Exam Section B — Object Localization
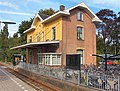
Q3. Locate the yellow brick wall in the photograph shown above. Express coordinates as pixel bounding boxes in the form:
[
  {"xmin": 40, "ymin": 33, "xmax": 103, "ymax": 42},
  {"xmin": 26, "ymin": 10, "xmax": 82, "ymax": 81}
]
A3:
[{"xmin": 27, "ymin": 17, "xmax": 62, "ymax": 43}]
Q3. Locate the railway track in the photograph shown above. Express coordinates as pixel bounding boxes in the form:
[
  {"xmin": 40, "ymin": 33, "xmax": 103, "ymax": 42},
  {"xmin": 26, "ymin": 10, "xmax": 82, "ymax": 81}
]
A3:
[{"xmin": 0, "ymin": 63, "xmax": 59, "ymax": 91}]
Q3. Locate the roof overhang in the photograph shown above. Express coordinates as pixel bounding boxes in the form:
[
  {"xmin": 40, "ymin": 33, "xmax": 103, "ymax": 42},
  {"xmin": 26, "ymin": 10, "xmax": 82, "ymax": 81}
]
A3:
[
  {"xmin": 10, "ymin": 41, "xmax": 60, "ymax": 50},
  {"xmin": 92, "ymin": 18, "xmax": 102, "ymax": 23},
  {"xmin": 31, "ymin": 14, "xmax": 43, "ymax": 27},
  {"xmin": 41, "ymin": 11, "xmax": 70, "ymax": 23},
  {"xmin": 23, "ymin": 26, "xmax": 36, "ymax": 34},
  {"xmin": 65, "ymin": 3, "xmax": 102, "ymax": 23},
  {"xmin": 23, "ymin": 3, "xmax": 101, "ymax": 34}
]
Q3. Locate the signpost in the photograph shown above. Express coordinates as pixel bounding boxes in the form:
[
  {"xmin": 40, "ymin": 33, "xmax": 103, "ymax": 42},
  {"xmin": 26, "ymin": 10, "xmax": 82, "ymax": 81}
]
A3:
[
  {"xmin": 0, "ymin": 21, "xmax": 16, "ymax": 30},
  {"xmin": 92, "ymin": 54, "xmax": 120, "ymax": 71}
]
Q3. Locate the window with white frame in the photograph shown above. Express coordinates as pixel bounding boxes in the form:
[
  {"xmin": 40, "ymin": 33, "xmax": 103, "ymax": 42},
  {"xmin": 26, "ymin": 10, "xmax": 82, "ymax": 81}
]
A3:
[
  {"xmin": 45, "ymin": 54, "xmax": 50, "ymax": 65},
  {"xmin": 36, "ymin": 34, "xmax": 39, "ymax": 42},
  {"xmin": 52, "ymin": 27, "xmax": 56, "ymax": 40},
  {"xmin": 77, "ymin": 12, "xmax": 83, "ymax": 21},
  {"xmin": 77, "ymin": 27, "xmax": 84, "ymax": 40},
  {"xmin": 77, "ymin": 49, "xmax": 84, "ymax": 65},
  {"xmin": 52, "ymin": 54, "xmax": 61, "ymax": 65},
  {"xmin": 38, "ymin": 54, "xmax": 61, "ymax": 65}
]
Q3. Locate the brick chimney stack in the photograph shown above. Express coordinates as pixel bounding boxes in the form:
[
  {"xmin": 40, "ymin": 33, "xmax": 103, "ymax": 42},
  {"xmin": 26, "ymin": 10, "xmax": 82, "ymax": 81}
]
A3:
[{"xmin": 60, "ymin": 5, "xmax": 65, "ymax": 11}]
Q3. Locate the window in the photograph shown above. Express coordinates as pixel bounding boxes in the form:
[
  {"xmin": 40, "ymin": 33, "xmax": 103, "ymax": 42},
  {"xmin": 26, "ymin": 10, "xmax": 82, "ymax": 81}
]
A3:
[
  {"xmin": 29, "ymin": 50, "xmax": 33, "ymax": 64},
  {"xmin": 36, "ymin": 34, "xmax": 39, "ymax": 42},
  {"xmin": 77, "ymin": 50, "xmax": 84, "ymax": 65},
  {"xmin": 38, "ymin": 54, "xmax": 61, "ymax": 65},
  {"xmin": 29, "ymin": 36, "xmax": 32, "ymax": 43},
  {"xmin": 52, "ymin": 54, "xmax": 61, "ymax": 65},
  {"xmin": 77, "ymin": 27, "xmax": 84, "ymax": 40},
  {"xmin": 77, "ymin": 12, "xmax": 83, "ymax": 21},
  {"xmin": 52, "ymin": 27, "xmax": 56, "ymax": 40},
  {"xmin": 38, "ymin": 54, "xmax": 44, "ymax": 64},
  {"xmin": 45, "ymin": 54, "xmax": 50, "ymax": 65},
  {"xmin": 42, "ymin": 32, "xmax": 44, "ymax": 41}
]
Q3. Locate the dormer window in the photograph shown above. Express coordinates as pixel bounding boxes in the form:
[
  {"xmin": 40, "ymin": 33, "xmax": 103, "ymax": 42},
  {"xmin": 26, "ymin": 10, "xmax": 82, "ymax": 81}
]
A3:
[{"xmin": 77, "ymin": 12, "xmax": 83, "ymax": 21}]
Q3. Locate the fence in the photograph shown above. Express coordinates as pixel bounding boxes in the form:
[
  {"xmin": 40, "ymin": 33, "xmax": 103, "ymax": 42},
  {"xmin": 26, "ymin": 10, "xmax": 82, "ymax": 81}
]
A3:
[{"xmin": 19, "ymin": 62, "xmax": 120, "ymax": 91}]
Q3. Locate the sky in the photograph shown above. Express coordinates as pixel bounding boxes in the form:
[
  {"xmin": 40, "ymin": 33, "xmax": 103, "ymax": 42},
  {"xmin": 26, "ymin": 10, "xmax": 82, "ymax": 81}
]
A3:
[{"xmin": 0, "ymin": 0, "xmax": 120, "ymax": 37}]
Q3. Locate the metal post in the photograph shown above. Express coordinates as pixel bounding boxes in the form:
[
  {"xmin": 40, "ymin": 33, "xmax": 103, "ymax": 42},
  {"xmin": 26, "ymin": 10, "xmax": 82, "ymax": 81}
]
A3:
[
  {"xmin": 118, "ymin": 77, "xmax": 120, "ymax": 91},
  {"xmin": 50, "ymin": 54, "xmax": 52, "ymax": 65},
  {"xmin": 78, "ymin": 54, "xmax": 81, "ymax": 85},
  {"xmin": 61, "ymin": 68, "xmax": 63, "ymax": 80},
  {"xmin": 78, "ymin": 70, "xmax": 80, "ymax": 85},
  {"xmin": 105, "ymin": 53, "xmax": 107, "ymax": 71},
  {"xmin": 102, "ymin": 23, "xmax": 107, "ymax": 71},
  {"xmin": 65, "ymin": 66, "xmax": 67, "ymax": 80},
  {"xmin": 28, "ymin": 63, "xmax": 29, "ymax": 71},
  {"xmin": 86, "ymin": 72, "xmax": 88, "ymax": 86}
]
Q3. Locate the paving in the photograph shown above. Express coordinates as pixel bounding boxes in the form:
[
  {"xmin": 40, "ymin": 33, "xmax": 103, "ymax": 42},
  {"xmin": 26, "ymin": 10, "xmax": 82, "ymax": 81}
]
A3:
[{"xmin": 0, "ymin": 66, "xmax": 37, "ymax": 91}]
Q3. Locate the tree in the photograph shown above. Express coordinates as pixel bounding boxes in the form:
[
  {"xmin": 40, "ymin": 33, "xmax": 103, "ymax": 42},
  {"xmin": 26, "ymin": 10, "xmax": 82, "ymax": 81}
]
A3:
[
  {"xmin": 13, "ymin": 32, "xmax": 18, "ymax": 38},
  {"xmin": 0, "ymin": 24, "xmax": 9, "ymax": 61},
  {"xmin": 18, "ymin": 8, "xmax": 56, "ymax": 44},
  {"xmin": 38, "ymin": 8, "xmax": 56, "ymax": 16},
  {"xmin": 18, "ymin": 18, "xmax": 33, "ymax": 45},
  {"xmin": 18, "ymin": 18, "xmax": 33, "ymax": 35},
  {"xmin": 6, "ymin": 37, "xmax": 20, "ymax": 62},
  {"xmin": 96, "ymin": 9, "xmax": 120, "ymax": 54}
]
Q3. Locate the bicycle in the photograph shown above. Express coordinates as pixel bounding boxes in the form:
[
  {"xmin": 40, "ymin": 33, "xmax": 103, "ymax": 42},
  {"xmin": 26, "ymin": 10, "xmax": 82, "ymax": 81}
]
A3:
[{"xmin": 62, "ymin": 69, "xmax": 78, "ymax": 81}]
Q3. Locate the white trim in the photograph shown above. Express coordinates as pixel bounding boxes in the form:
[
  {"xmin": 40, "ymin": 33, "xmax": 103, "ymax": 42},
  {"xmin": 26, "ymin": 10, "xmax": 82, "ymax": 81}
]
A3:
[
  {"xmin": 77, "ymin": 49, "xmax": 84, "ymax": 65},
  {"xmin": 31, "ymin": 13, "xmax": 43, "ymax": 26},
  {"xmin": 92, "ymin": 18, "xmax": 102, "ymax": 22},
  {"xmin": 65, "ymin": 3, "xmax": 86, "ymax": 12},
  {"xmin": 66, "ymin": 53, "xmax": 81, "ymax": 55},
  {"xmin": 24, "ymin": 11, "xmax": 70, "ymax": 34},
  {"xmin": 65, "ymin": 2, "xmax": 101, "ymax": 22},
  {"xmin": 41, "ymin": 11, "xmax": 70, "ymax": 23},
  {"xmin": 38, "ymin": 53, "xmax": 61, "ymax": 65},
  {"xmin": 10, "ymin": 41, "xmax": 60, "ymax": 50},
  {"xmin": 23, "ymin": 26, "xmax": 36, "ymax": 34},
  {"xmin": 23, "ymin": 14, "xmax": 43, "ymax": 34},
  {"xmin": 23, "ymin": 3, "xmax": 101, "ymax": 34}
]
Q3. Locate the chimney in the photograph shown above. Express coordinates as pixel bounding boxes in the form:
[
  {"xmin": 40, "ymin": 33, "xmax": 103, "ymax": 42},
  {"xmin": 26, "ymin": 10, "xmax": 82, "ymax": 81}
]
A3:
[{"xmin": 60, "ymin": 5, "xmax": 65, "ymax": 11}]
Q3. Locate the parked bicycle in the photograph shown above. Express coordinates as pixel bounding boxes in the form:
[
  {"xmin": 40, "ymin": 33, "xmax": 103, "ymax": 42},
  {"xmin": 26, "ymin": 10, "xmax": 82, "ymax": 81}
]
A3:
[{"xmin": 63, "ymin": 69, "xmax": 78, "ymax": 81}]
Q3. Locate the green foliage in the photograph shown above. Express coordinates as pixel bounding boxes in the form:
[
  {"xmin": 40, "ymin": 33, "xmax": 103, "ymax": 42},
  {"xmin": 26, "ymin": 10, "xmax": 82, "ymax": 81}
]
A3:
[
  {"xmin": 1, "ymin": 24, "xmax": 9, "ymax": 37},
  {"xmin": 18, "ymin": 18, "xmax": 33, "ymax": 35},
  {"xmin": 96, "ymin": 35, "xmax": 104, "ymax": 54},
  {"xmin": 18, "ymin": 18, "xmax": 33, "ymax": 46},
  {"xmin": 0, "ymin": 24, "xmax": 9, "ymax": 62},
  {"xmin": 0, "ymin": 8, "xmax": 57, "ymax": 63},
  {"xmin": 96, "ymin": 9, "xmax": 120, "ymax": 55},
  {"xmin": 38, "ymin": 8, "xmax": 56, "ymax": 16},
  {"xmin": 13, "ymin": 33, "xmax": 18, "ymax": 38},
  {"xmin": 6, "ymin": 37, "xmax": 21, "ymax": 62}
]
